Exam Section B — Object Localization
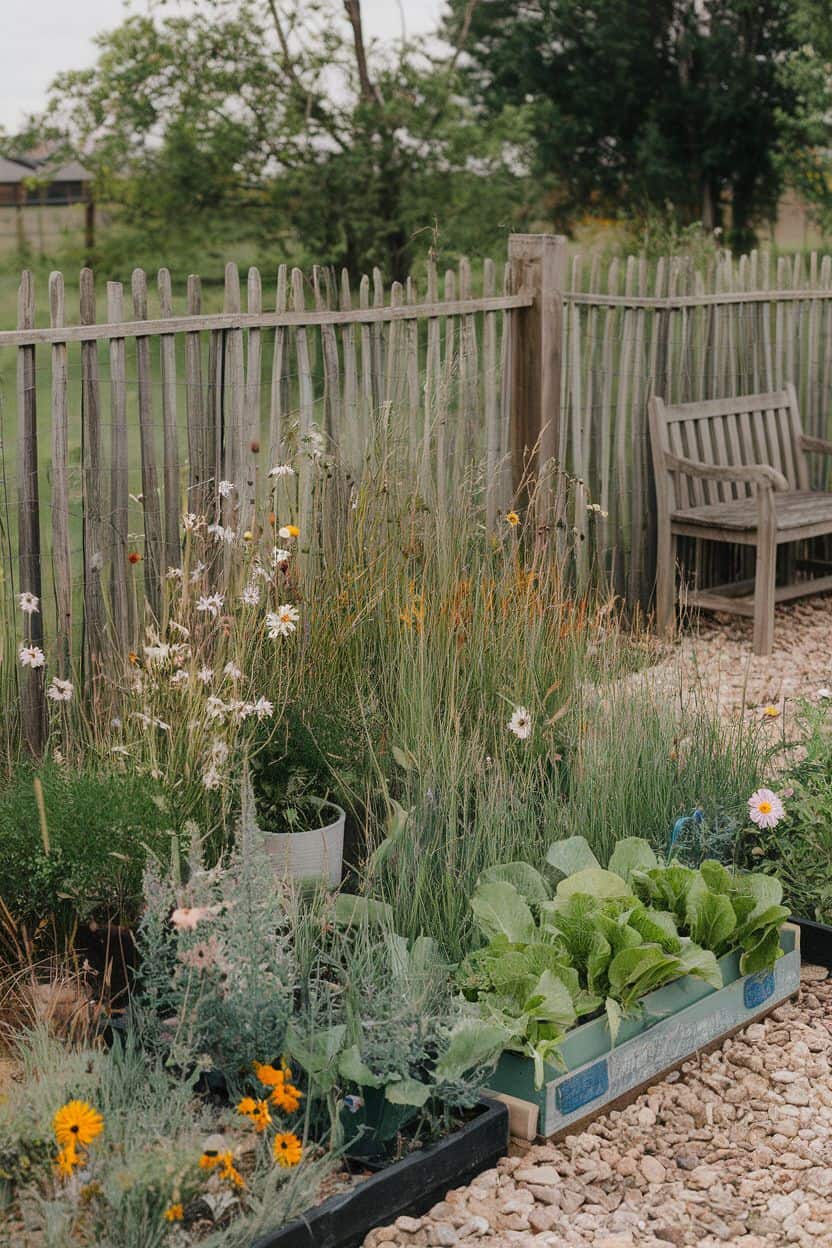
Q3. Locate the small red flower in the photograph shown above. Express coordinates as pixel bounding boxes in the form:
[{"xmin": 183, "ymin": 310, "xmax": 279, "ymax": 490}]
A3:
[{"xmin": 128, "ymin": 552, "xmax": 142, "ymax": 565}]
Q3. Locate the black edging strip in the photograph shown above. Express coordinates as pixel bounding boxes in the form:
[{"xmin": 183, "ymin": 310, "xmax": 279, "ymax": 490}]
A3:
[
  {"xmin": 790, "ymin": 915, "xmax": 832, "ymax": 970},
  {"xmin": 251, "ymin": 1098, "xmax": 509, "ymax": 1248}
]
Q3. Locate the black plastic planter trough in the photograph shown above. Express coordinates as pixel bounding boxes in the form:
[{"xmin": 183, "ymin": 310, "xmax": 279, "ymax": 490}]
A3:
[
  {"xmin": 790, "ymin": 914, "xmax": 832, "ymax": 969},
  {"xmin": 251, "ymin": 1097, "xmax": 509, "ymax": 1248}
]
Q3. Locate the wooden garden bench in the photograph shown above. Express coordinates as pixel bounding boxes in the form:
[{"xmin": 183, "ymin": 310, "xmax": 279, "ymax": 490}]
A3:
[{"xmin": 648, "ymin": 383, "xmax": 832, "ymax": 655}]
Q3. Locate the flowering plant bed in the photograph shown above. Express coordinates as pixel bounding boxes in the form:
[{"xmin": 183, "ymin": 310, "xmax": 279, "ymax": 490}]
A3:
[{"xmin": 251, "ymin": 1097, "xmax": 508, "ymax": 1248}]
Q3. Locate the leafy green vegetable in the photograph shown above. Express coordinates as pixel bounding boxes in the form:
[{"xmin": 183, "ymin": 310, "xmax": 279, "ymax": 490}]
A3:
[
  {"xmin": 459, "ymin": 841, "xmax": 787, "ymax": 1083},
  {"xmin": 470, "ymin": 880, "xmax": 536, "ymax": 944},
  {"xmin": 608, "ymin": 837, "xmax": 659, "ymax": 882},
  {"xmin": 546, "ymin": 836, "xmax": 602, "ymax": 877}
]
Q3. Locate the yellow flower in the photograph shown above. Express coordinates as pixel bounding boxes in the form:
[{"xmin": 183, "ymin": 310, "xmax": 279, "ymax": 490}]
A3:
[
  {"xmin": 505, "ymin": 511, "xmax": 520, "ymax": 527},
  {"xmin": 243, "ymin": 530, "xmax": 254, "ymax": 542},
  {"xmin": 164, "ymin": 1203, "xmax": 184, "ymax": 1223},
  {"xmin": 278, "ymin": 524, "xmax": 300, "ymax": 539},
  {"xmin": 237, "ymin": 1097, "xmax": 272, "ymax": 1132},
  {"xmin": 273, "ymin": 1132, "xmax": 303, "ymax": 1168},
  {"xmin": 54, "ymin": 1100, "xmax": 104, "ymax": 1149},
  {"xmin": 270, "ymin": 1081, "xmax": 303, "ymax": 1114},
  {"xmin": 54, "ymin": 1143, "xmax": 80, "ymax": 1178},
  {"xmin": 762, "ymin": 705, "xmax": 780, "ymax": 718}
]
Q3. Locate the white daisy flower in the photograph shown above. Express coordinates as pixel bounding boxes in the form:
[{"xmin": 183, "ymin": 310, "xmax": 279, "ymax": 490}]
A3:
[
  {"xmin": 748, "ymin": 788, "xmax": 785, "ymax": 829},
  {"xmin": 268, "ymin": 464, "xmax": 295, "ymax": 478},
  {"xmin": 223, "ymin": 661, "xmax": 242, "ymax": 680},
  {"xmin": 18, "ymin": 645, "xmax": 45, "ymax": 669},
  {"xmin": 196, "ymin": 593, "xmax": 224, "ymax": 618},
  {"xmin": 166, "ymin": 566, "xmax": 183, "ymax": 581},
  {"xmin": 18, "ymin": 591, "xmax": 40, "ymax": 614},
  {"xmin": 253, "ymin": 696, "xmax": 274, "ymax": 720},
  {"xmin": 271, "ymin": 547, "xmax": 291, "ymax": 567},
  {"xmin": 240, "ymin": 583, "xmax": 260, "ymax": 607},
  {"xmin": 217, "ymin": 480, "xmax": 235, "ymax": 498},
  {"xmin": 507, "ymin": 706, "xmax": 532, "ymax": 740},
  {"xmin": 198, "ymin": 667, "xmax": 213, "ymax": 685},
  {"xmin": 266, "ymin": 604, "xmax": 300, "ymax": 638},
  {"xmin": 46, "ymin": 678, "xmax": 73, "ymax": 702},
  {"xmin": 182, "ymin": 512, "xmax": 200, "ymax": 531},
  {"xmin": 189, "ymin": 561, "xmax": 207, "ymax": 583}
]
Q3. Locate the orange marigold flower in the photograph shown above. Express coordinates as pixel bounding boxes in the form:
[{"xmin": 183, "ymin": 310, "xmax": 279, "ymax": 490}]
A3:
[
  {"xmin": 505, "ymin": 511, "xmax": 520, "ymax": 527},
  {"xmin": 273, "ymin": 1132, "xmax": 303, "ymax": 1168},
  {"xmin": 164, "ymin": 1203, "xmax": 184, "ymax": 1223},
  {"xmin": 54, "ymin": 1100, "xmax": 104, "ymax": 1149},
  {"xmin": 237, "ymin": 1096, "xmax": 272, "ymax": 1132},
  {"xmin": 253, "ymin": 1060, "xmax": 284, "ymax": 1088},
  {"xmin": 54, "ymin": 1143, "xmax": 80, "ymax": 1178},
  {"xmin": 270, "ymin": 1081, "xmax": 303, "ymax": 1113}
]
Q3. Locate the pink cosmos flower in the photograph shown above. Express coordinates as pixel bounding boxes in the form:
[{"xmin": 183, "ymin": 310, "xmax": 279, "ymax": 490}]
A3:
[
  {"xmin": 747, "ymin": 788, "xmax": 785, "ymax": 830},
  {"xmin": 171, "ymin": 905, "xmax": 221, "ymax": 931}
]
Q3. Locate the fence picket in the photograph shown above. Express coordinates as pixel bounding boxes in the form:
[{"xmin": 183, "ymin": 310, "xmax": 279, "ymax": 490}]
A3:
[
  {"xmin": 80, "ymin": 268, "xmax": 106, "ymax": 671},
  {"xmin": 107, "ymin": 280, "xmax": 129, "ymax": 657},
  {"xmin": 132, "ymin": 268, "xmax": 162, "ymax": 619},
  {"xmin": 49, "ymin": 271, "xmax": 71, "ymax": 677},
  {"xmin": 158, "ymin": 268, "xmax": 181, "ymax": 573}
]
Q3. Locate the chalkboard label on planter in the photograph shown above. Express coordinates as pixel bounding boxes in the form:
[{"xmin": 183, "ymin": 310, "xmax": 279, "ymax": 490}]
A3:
[
  {"xmin": 555, "ymin": 1058, "xmax": 609, "ymax": 1115},
  {"xmin": 743, "ymin": 970, "xmax": 775, "ymax": 1010}
]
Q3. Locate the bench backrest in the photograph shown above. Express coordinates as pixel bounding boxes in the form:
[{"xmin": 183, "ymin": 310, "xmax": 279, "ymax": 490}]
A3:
[{"xmin": 648, "ymin": 384, "xmax": 809, "ymax": 510}]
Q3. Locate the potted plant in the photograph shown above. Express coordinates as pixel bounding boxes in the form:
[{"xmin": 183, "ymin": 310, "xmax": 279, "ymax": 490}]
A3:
[{"xmin": 248, "ymin": 756, "xmax": 345, "ymax": 890}]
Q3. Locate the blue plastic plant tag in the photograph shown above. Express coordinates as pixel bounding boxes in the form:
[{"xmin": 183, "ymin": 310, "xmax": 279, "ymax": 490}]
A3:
[
  {"xmin": 744, "ymin": 970, "xmax": 775, "ymax": 1010},
  {"xmin": 556, "ymin": 1059, "xmax": 609, "ymax": 1115}
]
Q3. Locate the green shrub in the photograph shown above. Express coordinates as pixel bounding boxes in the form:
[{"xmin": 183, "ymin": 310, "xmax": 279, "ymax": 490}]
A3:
[{"xmin": 0, "ymin": 763, "xmax": 175, "ymax": 943}]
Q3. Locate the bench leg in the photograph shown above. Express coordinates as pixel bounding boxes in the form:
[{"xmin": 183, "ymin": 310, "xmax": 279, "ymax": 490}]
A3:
[
  {"xmin": 753, "ymin": 525, "xmax": 777, "ymax": 657},
  {"xmin": 656, "ymin": 527, "xmax": 676, "ymax": 636}
]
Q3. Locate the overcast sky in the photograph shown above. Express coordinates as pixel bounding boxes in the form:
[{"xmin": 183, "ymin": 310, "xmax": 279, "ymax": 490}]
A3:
[{"xmin": 0, "ymin": 0, "xmax": 445, "ymax": 133}]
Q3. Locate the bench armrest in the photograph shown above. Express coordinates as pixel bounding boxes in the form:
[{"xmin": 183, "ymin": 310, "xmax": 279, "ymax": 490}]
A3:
[
  {"xmin": 664, "ymin": 453, "xmax": 789, "ymax": 492},
  {"xmin": 800, "ymin": 434, "xmax": 832, "ymax": 457}
]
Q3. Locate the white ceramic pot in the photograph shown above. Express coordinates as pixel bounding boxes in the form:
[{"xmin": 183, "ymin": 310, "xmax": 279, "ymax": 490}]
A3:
[{"xmin": 260, "ymin": 799, "xmax": 345, "ymax": 889}]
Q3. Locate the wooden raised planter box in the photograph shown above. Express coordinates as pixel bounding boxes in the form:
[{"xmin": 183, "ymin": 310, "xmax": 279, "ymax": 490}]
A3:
[
  {"xmin": 487, "ymin": 925, "xmax": 801, "ymax": 1139},
  {"xmin": 251, "ymin": 1097, "xmax": 509, "ymax": 1248}
]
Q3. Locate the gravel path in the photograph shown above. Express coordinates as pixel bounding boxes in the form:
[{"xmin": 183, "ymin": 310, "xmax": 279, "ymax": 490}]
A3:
[
  {"xmin": 364, "ymin": 964, "xmax": 832, "ymax": 1248},
  {"xmin": 647, "ymin": 598, "xmax": 832, "ymax": 721}
]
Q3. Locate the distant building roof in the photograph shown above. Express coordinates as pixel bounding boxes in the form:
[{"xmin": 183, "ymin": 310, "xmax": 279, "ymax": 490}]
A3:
[
  {"xmin": 0, "ymin": 156, "xmax": 34, "ymax": 183},
  {"xmin": 0, "ymin": 154, "xmax": 91, "ymax": 185}
]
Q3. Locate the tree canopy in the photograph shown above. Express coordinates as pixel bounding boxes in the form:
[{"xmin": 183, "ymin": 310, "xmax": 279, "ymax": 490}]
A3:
[
  {"xmin": 38, "ymin": 0, "xmax": 533, "ymax": 277},
  {"xmin": 446, "ymin": 0, "xmax": 832, "ymax": 246}
]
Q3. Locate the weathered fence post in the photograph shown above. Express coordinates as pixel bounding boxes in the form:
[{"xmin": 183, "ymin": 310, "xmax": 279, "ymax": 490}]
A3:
[
  {"xmin": 17, "ymin": 270, "xmax": 45, "ymax": 756},
  {"xmin": 508, "ymin": 234, "xmax": 568, "ymax": 522}
]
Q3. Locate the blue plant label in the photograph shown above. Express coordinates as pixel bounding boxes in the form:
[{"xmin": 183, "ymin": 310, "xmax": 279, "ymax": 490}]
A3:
[
  {"xmin": 556, "ymin": 1059, "xmax": 609, "ymax": 1115},
  {"xmin": 744, "ymin": 971, "xmax": 775, "ymax": 1010}
]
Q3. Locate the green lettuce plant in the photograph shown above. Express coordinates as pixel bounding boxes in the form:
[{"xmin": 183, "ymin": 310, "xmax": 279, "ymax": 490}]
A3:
[{"xmin": 459, "ymin": 837, "xmax": 788, "ymax": 1085}]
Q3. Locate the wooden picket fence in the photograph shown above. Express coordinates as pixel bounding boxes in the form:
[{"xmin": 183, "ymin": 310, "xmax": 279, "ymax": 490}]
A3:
[{"xmin": 7, "ymin": 231, "xmax": 832, "ymax": 753}]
